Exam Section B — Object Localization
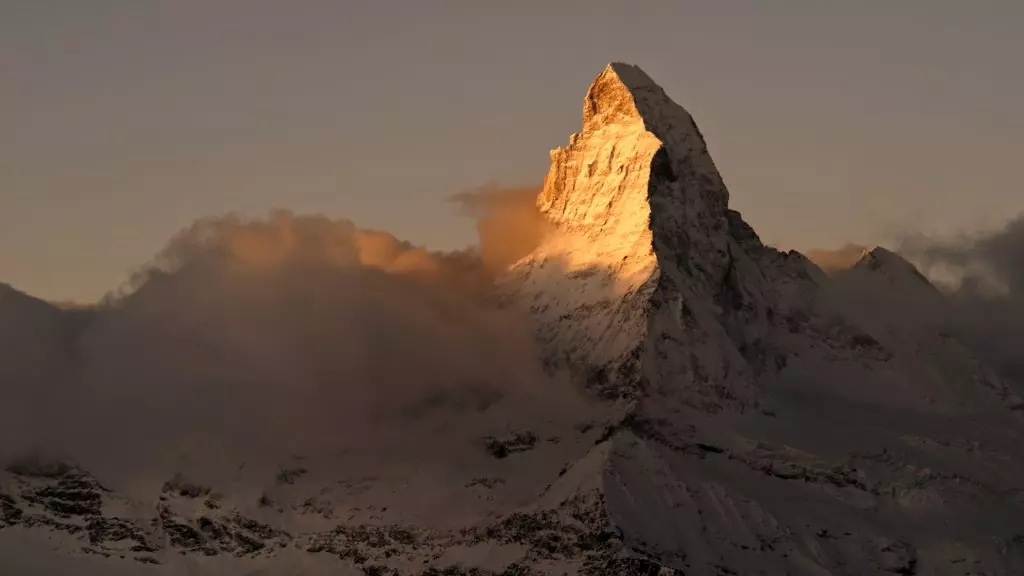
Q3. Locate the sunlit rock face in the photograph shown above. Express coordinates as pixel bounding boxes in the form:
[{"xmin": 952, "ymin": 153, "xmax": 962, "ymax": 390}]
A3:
[
  {"xmin": 503, "ymin": 63, "xmax": 810, "ymax": 411},
  {"xmin": 502, "ymin": 64, "xmax": 665, "ymax": 397}
]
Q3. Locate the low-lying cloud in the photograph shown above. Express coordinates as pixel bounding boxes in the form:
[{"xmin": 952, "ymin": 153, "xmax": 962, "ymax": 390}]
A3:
[
  {"xmin": 449, "ymin": 184, "xmax": 552, "ymax": 272},
  {"xmin": 0, "ymin": 188, "xmax": 575, "ymax": 486}
]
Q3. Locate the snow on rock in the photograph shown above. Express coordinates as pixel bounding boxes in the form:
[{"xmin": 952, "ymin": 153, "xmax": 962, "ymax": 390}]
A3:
[{"xmin": 852, "ymin": 247, "xmax": 939, "ymax": 291}]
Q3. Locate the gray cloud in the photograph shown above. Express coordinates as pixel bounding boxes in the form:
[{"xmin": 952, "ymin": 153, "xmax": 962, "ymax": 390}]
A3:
[
  {"xmin": 1, "ymin": 195, "xmax": 588, "ymax": 487},
  {"xmin": 901, "ymin": 214, "xmax": 1024, "ymax": 384}
]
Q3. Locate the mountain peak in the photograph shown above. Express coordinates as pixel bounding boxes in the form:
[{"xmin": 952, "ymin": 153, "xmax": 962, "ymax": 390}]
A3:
[
  {"xmin": 581, "ymin": 63, "xmax": 660, "ymax": 132},
  {"xmin": 854, "ymin": 246, "xmax": 936, "ymax": 289},
  {"xmin": 605, "ymin": 62, "xmax": 656, "ymax": 85},
  {"xmin": 581, "ymin": 64, "xmax": 715, "ymax": 170},
  {"xmin": 541, "ymin": 63, "xmax": 729, "ymax": 234},
  {"xmin": 506, "ymin": 64, "xmax": 756, "ymax": 406}
]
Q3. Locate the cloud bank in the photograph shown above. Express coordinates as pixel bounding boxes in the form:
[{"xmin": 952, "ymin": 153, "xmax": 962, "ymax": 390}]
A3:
[
  {"xmin": 0, "ymin": 189, "xmax": 579, "ymax": 486},
  {"xmin": 901, "ymin": 214, "xmax": 1024, "ymax": 384}
]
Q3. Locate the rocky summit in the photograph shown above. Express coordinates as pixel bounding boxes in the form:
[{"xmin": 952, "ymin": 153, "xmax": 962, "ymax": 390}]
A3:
[{"xmin": 2, "ymin": 64, "xmax": 1024, "ymax": 575}]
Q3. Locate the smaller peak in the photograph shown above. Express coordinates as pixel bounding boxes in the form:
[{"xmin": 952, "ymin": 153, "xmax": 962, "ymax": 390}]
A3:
[
  {"xmin": 855, "ymin": 247, "xmax": 935, "ymax": 289},
  {"xmin": 856, "ymin": 247, "xmax": 904, "ymax": 269}
]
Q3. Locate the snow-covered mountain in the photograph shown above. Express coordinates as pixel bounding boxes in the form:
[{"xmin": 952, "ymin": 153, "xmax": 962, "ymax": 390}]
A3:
[{"xmin": 2, "ymin": 63, "xmax": 1023, "ymax": 575}]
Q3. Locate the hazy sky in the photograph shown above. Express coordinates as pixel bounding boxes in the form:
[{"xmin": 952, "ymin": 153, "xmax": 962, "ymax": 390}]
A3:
[{"xmin": 2, "ymin": 1, "xmax": 1022, "ymax": 302}]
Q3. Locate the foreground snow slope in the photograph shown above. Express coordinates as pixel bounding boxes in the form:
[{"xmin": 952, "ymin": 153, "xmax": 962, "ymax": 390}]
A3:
[{"xmin": 2, "ymin": 63, "xmax": 1023, "ymax": 575}]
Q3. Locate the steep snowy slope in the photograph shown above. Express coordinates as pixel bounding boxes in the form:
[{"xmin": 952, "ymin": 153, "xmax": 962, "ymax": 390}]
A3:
[
  {"xmin": 2, "ymin": 63, "xmax": 1023, "ymax": 575},
  {"xmin": 503, "ymin": 63, "xmax": 1024, "ymax": 575}
]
